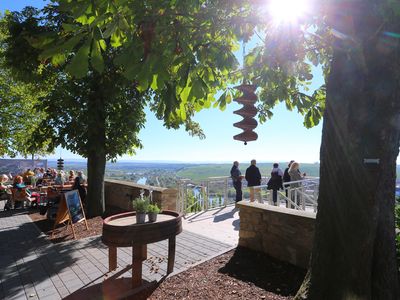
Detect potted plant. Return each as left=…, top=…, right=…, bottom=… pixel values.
left=132, top=196, right=149, bottom=224
left=147, top=204, right=160, bottom=222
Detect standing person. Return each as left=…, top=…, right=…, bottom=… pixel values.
left=283, top=160, right=294, bottom=194
left=245, top=159, right=262, bottom=202
left=267, top=163, right=283, bottom=205
left=73, top=177, right=87, bottom=204
left=230, top=161, right=243, bottom=202
left=283, top=160, right=294, bottom=184
left=288, top=162, right=306, bottom=207
left=77, top=171, right=87, bottom=184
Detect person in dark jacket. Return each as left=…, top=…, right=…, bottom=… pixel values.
left=267, top=163, right=284, bottom=205
left=230, top=161, right=243, bottom=202
left=283, top=160, right=294, bottom=198
left=245, top=159, right=262, bottom=202
left=73, top=177, right=87, bottom=204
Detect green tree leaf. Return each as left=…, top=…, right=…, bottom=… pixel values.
left=65, top=39, right=90, bottom=78
left=91, top=39, right=104, bottom=73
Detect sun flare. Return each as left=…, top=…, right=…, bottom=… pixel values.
left=268, top=0, right=310, bottom=24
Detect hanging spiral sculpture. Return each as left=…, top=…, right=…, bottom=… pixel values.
left=233, top=84, right=258, bottom=145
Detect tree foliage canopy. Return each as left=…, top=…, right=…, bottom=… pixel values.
left=0, top=13, right=51, bottom=157
left=31, top=0, right=334, bottom=130
left=2, top=7, right=149, bottom=160
left=27, top=0, right=259, bottom=137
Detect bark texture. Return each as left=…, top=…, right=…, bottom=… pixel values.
left=296, top=1, right=400, bottom=299
left=86, top=76, right=106, bottom=218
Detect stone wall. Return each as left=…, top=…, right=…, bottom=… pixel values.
left=104, top=179, right=178, bottom=215
left=237, top=201, right=316, bottom=268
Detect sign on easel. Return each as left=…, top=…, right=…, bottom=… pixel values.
left=52, top=190, right=88, bottom=239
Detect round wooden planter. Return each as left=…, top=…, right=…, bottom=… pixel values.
left=102, top=210, right=182, bottom=247
left=101, top=210, right=183, bottom=289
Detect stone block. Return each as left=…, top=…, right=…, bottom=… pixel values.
left=254, top=224, right=267, bottom=232
left=238, top=211, right=251, bottom=220
left=239, top=222, right=253, bottom=231
left=246, top=239, right=263, bottom=252
left=104, top=179, right=178, bottom=213
left=239, top=230, right=256, bottom=239
left=237, top=201, right=315, bottom=268
left=238, top=239, right=248, bottom=247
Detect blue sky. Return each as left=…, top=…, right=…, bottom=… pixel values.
left=1, top=0, right=324, bottom=163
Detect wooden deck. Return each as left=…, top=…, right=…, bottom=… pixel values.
left=0, top=202, right=238, bottom=299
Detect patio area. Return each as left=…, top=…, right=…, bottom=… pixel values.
left=0, top=202, right=239, bottom=300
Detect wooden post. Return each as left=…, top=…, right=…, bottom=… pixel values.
left=109, top=246, right=117, bottom=272
left=79, top=196, right=89, bottom=231
left=70, top=220, right=76, bottom=239
left=167, top=236, right=176, bottom=274
left=132, top=245, right=147, bottom=288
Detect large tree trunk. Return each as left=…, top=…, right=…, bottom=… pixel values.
left=296, top=1, right=400, bottom=299
left=86, top=75, right=107, bottom=218
left=87, top=149, right=106, bottom=217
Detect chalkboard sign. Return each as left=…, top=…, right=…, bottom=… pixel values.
left=52, top=190, right=88, bottom=239
left=64, top=190, right=85, bottom=223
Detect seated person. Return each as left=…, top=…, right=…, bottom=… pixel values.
left=43, top=169, right=52, bottom=179
left=34, top=168, right=44, bottom=185
left=0, top=174, right=12, bottom=200
left=13, top=175, right=40, bottom=197
left=68, top=170, right=75, bottom=182
left=54, top=172, right=65, bottom=185
left=50, top=168, right=57, bottom=178
left=13, top=175, right=27, bottom=189
left=12, top=176, right=36, bottom=207
left=23, top=169, right=35, bottom=184
left=23, top=169, right=35, bottom=177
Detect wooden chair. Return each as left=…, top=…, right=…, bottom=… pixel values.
left=11, top=188, right=35, bottom=209
left=46, top=187, right=60, bottom=199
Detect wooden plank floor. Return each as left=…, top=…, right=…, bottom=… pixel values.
left=0, top=203, right=234, bottom=300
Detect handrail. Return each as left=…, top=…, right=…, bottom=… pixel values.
left=251, top=178, right=319, bottom=190
left=177, top=176, right=320, bottom=215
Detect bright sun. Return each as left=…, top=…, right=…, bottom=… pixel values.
left=268, top=0, right=310, bottom=24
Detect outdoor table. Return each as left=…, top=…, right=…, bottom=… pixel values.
left=102, top=210, right=182, bottom=289
left=51, top=184, right=73, bottom=192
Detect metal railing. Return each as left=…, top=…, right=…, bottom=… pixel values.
left=248, top=178, right=319, bottom=212
left=177, top=176, right=319, bottom=215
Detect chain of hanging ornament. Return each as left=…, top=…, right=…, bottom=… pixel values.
left=233, top=42, right=258, bottom=145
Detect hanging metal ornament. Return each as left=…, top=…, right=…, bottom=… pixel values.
left=233, top=84, right=258, bottom=145
left=233, top=42, right=258, bottom=145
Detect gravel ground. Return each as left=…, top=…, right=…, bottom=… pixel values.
left=136, top=247, right=306, bottom=300
left=29, top=210, right=103, bottom=243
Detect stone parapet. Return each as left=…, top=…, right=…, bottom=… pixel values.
left=104, top=179, right=178, bottom=215
left=237, top=201, right=315, bottom=268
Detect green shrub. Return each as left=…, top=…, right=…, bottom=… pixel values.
left=132, top=196, right=149, bottom=213
left=148, top=204, right=161, bottom=214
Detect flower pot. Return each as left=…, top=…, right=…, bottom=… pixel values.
left=148, top=212, right=158, bottom=223
left=136, top=212, right=146, bottom=224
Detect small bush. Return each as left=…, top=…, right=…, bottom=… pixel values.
left=132, top=196, right=150, bottom=213
left=148, top=204, right=160, bottom=214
